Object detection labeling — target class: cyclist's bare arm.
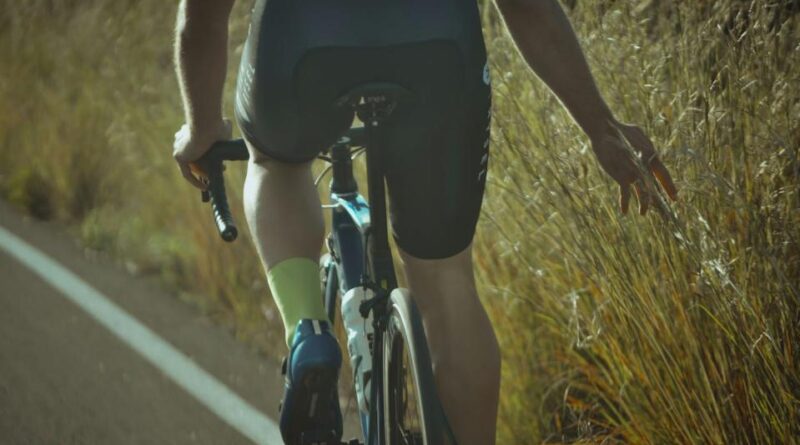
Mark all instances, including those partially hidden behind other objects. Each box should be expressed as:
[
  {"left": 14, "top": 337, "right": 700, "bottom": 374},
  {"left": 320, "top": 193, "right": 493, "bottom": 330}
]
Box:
[
  {"left": 173, "top": 0, "right": 235, "bottom": 189},
  {"left": 496, "top": 0, "right": 677, "bottom": 214}
]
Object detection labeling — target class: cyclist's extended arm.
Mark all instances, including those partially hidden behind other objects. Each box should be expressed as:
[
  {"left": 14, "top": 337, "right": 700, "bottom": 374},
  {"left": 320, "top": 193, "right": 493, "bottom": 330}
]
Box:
[
  {"left": 173, "top": 0, "right": 235, "bottom": 188},
  {"left": 496, "top": 0, "right": 678, "bottom": 214},
  {"left": 496, "top": 0, "right": 613, "bottom": 138}
]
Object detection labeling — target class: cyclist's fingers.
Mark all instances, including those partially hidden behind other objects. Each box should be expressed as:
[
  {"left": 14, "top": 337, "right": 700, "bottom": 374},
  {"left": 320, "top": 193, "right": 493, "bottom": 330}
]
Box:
[
  {"left": 179, "top": 162, "right": 207, "bottom": 190},
  {"left": 619, "top": 184, "right": 632, "bottom": 215},
  {"left": 633, "top": 182, "right": 649, "bottom": 215},
  {"left": 651, "top": 158, "right": 678, "bottom": 201},
  {"left": 189, "top": 162, "right": 208, "bottom": 178}
]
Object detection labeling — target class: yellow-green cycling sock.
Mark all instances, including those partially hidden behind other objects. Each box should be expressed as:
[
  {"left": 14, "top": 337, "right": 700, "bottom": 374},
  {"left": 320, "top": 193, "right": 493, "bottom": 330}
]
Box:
[{"left": 266, "top": 257, "right": 329, "bottom": 348}]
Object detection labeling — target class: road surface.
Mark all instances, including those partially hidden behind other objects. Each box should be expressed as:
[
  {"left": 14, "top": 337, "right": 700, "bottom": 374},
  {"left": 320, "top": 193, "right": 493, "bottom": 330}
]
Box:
[{"left": 0, "top": 200, "right": 360, "bottom": 444}]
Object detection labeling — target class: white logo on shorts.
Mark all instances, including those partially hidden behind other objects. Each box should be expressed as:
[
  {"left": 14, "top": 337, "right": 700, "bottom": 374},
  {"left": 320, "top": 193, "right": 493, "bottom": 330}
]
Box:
[{"left": 482, "top": 62, "right": 490, "bottom": 86}]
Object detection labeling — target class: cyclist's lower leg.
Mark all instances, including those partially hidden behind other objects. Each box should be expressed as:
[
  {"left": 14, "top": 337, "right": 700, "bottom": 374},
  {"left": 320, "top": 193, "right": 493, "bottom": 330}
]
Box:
[
  {"left": 243, "top": 144, "right": 343, "bottom": 444},
  {"left": 242, "top": 146, "right": 328, "bottom": 345},
  {"left": 400, "top": 244, "right": 501, "bottom": 445}
]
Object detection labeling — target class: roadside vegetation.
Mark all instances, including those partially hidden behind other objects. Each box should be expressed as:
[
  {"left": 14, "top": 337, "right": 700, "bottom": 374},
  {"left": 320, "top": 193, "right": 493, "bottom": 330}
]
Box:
[{"left": 1, "top": 1, "right": 797, "bottom": 443}]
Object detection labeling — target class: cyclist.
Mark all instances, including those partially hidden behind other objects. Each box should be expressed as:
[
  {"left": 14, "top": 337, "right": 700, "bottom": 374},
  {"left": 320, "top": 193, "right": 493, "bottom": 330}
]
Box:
[{"left": 173, "top": 1, "right": 678, "bottom": 444}]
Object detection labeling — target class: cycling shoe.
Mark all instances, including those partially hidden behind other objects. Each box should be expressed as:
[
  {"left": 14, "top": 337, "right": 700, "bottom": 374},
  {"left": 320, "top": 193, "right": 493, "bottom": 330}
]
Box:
[{"left": 279, "top": 319, "right": 343, "bottom": 445}]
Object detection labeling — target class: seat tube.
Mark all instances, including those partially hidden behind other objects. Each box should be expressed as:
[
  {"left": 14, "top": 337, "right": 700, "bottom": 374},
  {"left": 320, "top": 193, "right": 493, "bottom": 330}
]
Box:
[
  {"left": 329, "top": 139, "right": 358, "bottom": 194},
  {"left": 329, "top": 138, "right": 365, "bottom": 292},
  {"left": 364, "top": 125, "right": 397, "bottom": 291}
]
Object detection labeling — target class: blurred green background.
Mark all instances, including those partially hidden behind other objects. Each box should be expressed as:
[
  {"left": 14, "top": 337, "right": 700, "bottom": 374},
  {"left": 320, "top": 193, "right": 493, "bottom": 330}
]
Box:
[{"left": 1, "top": 1, "right": 798, "bottom": 443}]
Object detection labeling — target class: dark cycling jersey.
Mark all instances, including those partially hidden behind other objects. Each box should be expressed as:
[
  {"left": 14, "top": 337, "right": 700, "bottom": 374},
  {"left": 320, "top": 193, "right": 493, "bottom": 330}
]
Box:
[{"left": 235, "top": 0, "right": 491, "bottom": 259}]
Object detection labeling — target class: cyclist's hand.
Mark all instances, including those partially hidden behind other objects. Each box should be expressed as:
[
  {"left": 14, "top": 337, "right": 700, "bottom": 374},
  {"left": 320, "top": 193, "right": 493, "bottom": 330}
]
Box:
[
  {"left": 590, "top": 121, "right": 678, "bottom": 215},
  {"left": 173, "top": 119, "right": 232, "bottom": 190}
]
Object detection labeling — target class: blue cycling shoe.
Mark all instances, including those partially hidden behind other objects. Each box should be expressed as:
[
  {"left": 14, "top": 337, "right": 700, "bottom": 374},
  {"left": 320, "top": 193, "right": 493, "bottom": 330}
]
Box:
[{"left": 279, "top": 319, "right": 343, "bottom": 445}]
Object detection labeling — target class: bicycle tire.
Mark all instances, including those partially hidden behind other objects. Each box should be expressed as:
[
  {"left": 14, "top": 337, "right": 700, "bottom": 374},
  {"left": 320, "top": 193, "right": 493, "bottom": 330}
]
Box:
[{"left": 381, "top": 289, "right": 454, "bottom": 445}]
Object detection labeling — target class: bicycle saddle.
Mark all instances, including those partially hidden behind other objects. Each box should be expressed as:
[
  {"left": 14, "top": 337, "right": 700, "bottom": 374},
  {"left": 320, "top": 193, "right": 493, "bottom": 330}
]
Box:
[{"left": 335, "top": 81, "right": 414, "bottom": 109}]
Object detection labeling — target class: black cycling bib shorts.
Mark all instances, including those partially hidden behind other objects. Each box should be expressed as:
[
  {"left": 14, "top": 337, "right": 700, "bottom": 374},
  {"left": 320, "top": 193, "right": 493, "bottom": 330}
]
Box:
[{"left": 234, "top": 0, "right": 491, "bottom": 260}]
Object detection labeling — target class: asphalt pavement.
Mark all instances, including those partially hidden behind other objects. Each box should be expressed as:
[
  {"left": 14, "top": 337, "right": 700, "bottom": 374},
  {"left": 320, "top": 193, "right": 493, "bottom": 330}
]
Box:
[{"left": 0, "top": 200, "right": 294, "bottom": 444}]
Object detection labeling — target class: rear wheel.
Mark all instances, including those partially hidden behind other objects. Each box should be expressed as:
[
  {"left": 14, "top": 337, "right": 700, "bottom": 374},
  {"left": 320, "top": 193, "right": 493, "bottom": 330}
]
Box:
[{"left": 382, "top": 289, "right": 449, "bottom": 445}]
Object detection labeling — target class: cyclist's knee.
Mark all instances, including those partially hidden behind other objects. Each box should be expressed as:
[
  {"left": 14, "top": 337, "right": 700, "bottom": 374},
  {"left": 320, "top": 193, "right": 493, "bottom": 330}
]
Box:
[
  {"left": 245, "top": 140, "right": 314, "bottom": 172},
  {"left": 399, "top": 244, "right": 495, "bottom": 333},
  {"left": 249, "top": 156, "right": 314, "bottom": 174},
  {"left": 400, "top": 244, "right": 475, "bottom": 291}
]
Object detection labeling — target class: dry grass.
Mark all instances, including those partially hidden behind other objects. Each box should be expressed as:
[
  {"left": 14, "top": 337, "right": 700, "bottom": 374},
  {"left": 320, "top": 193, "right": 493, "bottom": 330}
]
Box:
[
  {"left": 1, "top": 1, "right": 798, "bottom": 443},
  {"left": 477, "top": 1, "right": 799, "bottom": 443}
]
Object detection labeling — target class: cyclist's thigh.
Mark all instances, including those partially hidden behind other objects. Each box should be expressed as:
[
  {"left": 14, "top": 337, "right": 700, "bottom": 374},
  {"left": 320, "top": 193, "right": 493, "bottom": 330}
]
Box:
[
  {"left": 233, "top": 0, "right": 355, "bottom": 163},
  {"left": 383, "top": 53, "right": 491, "bottom": 260}
]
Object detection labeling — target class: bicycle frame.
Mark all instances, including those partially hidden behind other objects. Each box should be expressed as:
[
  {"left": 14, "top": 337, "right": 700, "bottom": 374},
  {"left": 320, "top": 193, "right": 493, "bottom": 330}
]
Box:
[{"left": 323, "top": 127, "right": 398, "bottom": 445}]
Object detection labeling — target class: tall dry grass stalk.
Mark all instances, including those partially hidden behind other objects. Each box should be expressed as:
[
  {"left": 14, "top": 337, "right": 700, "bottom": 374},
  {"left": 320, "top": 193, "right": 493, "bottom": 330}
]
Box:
[
  {"left": 476, "top": 1, "right": 799, "bottom": 443},
  {"left": 1, "top": 1, "right": 797, "bottom": 443}
]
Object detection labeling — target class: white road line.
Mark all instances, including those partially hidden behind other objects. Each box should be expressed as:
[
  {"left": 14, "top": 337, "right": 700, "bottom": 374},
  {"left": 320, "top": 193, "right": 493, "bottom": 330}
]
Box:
[{"left": 0, "top": 225, "right": 283, "bottom": 445}]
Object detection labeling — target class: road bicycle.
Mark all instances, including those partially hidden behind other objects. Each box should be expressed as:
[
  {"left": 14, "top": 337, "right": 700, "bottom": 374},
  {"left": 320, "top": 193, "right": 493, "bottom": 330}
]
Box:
[{"left": 196, "top": 82, "right": 455, "bottom": 445}]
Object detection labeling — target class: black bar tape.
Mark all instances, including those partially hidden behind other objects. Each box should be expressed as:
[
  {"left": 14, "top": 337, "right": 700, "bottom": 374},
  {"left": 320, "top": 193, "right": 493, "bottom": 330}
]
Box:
[{"left": 196, "top": 139, "right": 249, "bottom": 242}]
